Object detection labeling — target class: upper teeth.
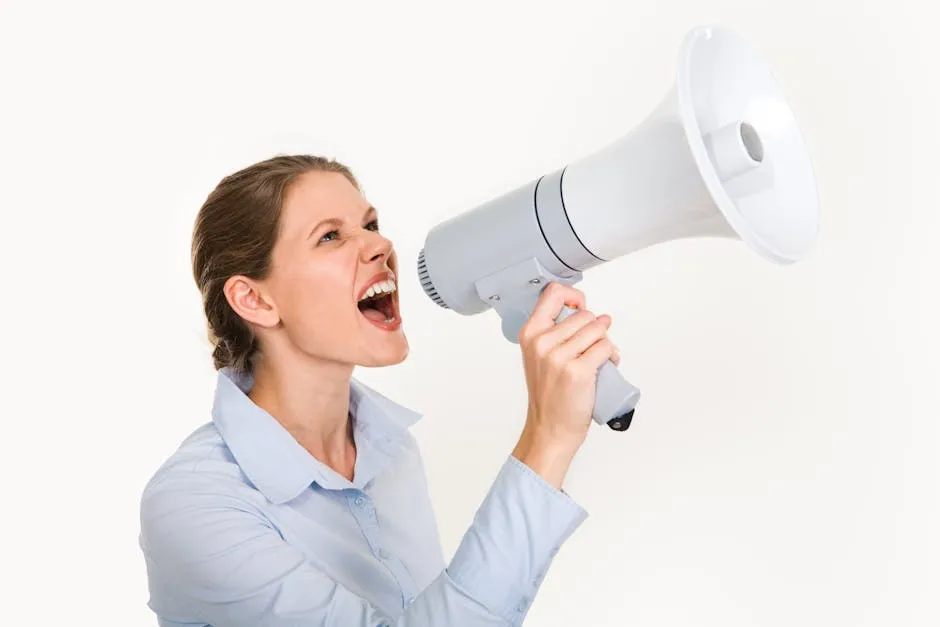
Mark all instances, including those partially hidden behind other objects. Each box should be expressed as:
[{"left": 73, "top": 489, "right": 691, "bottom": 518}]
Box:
[{"left": 359, "top": 279, "right": 397, "bottom": 301}]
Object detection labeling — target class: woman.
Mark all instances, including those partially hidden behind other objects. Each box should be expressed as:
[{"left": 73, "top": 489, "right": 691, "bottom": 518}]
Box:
[{"left": 139, "top": 155, "right": 620, "bottom": 626}]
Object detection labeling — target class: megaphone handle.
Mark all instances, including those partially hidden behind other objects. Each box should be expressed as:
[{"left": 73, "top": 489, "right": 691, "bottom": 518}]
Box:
[
  {"left": 554, "top": 305, "right": 641, "bottom": 431},
  {"left": 476, "top": 258, "right": 639, "bottom": 432}
]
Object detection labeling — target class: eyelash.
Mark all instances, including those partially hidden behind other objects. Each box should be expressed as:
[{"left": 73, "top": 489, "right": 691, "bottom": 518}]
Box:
[{"left": 320, "top": 220, "right": 380, "bottom": 244}]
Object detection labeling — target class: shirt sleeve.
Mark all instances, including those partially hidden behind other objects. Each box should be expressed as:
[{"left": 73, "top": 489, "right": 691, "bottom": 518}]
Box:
[{"left": 140, "top": 454, "right": 588, "bottom": 627}]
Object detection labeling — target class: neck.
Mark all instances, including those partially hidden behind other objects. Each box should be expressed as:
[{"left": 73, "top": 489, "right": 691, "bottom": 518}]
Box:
[{"left": 248, "top": 354, "right": 357, "bottom": 481}]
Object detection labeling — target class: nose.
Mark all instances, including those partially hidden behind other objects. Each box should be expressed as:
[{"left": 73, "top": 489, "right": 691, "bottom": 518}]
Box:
[{"left": 361, "top": 231, "right": 393, "bottom": 265}]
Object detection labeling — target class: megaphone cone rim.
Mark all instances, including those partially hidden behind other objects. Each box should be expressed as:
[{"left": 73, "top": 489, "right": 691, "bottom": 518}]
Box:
[{"left": 676, "top": 25, "right": 820, "bottom": 265}]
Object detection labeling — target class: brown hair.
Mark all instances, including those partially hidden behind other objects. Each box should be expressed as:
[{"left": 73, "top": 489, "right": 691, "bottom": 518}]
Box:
[{"left": 191, "top": 154, "right": 360, "bottom": 375}]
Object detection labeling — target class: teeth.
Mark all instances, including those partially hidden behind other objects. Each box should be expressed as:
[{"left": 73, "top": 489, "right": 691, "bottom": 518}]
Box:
[{"left": 360, "top": 279, "right": 397, "bottom": 302}]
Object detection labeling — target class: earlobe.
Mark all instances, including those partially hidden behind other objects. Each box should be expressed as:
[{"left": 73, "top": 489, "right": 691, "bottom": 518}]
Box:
[{"left": 224, "top": 276, "right": 280, "bottom": 329}]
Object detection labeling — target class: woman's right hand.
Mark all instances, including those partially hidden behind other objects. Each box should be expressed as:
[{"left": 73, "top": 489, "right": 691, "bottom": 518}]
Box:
[{"left": 511, "top": 282, "right": 620, "bottom": 488}]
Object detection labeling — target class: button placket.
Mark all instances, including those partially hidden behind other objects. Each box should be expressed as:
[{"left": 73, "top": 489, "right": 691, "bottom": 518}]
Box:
[
  {"left": 347, "top": 491, "right": 373, "bottom": 519},
  {"left": 347, "top": 492, "right": 378, "bottom": 542},
  {"left": 346, "top": 490, "right": 415, "bottom": 609}
]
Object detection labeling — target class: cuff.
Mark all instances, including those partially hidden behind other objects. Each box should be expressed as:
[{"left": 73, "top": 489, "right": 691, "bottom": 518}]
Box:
[{"left": 446, "top": 454, "right": 588, "bottom": 625}]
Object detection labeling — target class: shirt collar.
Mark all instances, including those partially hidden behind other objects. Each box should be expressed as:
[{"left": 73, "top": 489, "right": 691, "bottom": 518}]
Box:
[{"left": 211, "top": 366, "right": 423, "bottom": 504}]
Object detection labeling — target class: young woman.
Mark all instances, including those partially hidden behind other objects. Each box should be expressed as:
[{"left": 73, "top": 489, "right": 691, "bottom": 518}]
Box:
[{"left": 139, "top": 155, "right": 620, "bottom": 626}]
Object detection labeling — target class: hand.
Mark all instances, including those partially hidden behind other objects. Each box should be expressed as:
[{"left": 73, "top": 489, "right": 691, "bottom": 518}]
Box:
[{"left": 511, "top": 282, "right": 619, "bottom": 488}]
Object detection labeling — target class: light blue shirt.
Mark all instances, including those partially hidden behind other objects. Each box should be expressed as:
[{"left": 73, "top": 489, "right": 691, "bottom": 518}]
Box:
[{"left": 139, "top": 367, "right": 588, "bottom": 626}]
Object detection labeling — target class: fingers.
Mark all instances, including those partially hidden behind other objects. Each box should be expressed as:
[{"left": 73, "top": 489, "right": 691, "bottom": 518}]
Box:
[
  {"left": 520, "top": 282, "right": 586, "bottom": 340},
  {"left": 541, "top": 309, "right": 599, "bottom": 347},
  {"left": 553, "top": 314, "right": 613, "bottom": 363},
  {"left": 577, "top": 334, "right": 619, "bottom": 373},
  {"left": 519, "top": 281, "right": 621, "bottom": 371}
]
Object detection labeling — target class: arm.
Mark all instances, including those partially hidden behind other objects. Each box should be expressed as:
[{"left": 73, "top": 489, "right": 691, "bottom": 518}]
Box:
[{"left": 140, "top": 450, "right": 587, "bottom": 627}]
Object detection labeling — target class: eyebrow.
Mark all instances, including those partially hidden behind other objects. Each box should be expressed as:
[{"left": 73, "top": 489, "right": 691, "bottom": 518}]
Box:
[{"left": 308, "top": 206, "right": 377, "bottom": 240}]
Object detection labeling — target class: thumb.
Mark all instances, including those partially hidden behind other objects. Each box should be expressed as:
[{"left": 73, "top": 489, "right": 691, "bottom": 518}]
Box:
[{"left": 525, "top": 282, "right": 586, "bottom": 335}]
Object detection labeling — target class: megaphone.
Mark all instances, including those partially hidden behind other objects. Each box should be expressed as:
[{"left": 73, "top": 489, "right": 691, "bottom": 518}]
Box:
[{"left": 416, "top": 25, "right": 819, "bottom": 432}]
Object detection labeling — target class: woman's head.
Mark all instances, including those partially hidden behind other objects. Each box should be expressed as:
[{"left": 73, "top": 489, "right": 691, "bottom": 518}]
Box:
[{"left": 192, "top": 155, "right": 407, "bottom": 377}]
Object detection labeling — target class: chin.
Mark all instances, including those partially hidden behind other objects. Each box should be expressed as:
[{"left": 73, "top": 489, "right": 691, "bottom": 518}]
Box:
[{"left": 361, "top": 337, "right": 409, "bottom": 367}]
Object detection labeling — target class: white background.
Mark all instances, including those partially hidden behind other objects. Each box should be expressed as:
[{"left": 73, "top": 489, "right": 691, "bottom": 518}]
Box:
[{"left": 2, "top": 1, "right": 937, "bottom": 625}]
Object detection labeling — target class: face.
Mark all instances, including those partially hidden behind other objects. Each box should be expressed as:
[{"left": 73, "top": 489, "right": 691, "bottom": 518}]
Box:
[{"left": 241, "top": 170, "right": 408, "bottom": 369}]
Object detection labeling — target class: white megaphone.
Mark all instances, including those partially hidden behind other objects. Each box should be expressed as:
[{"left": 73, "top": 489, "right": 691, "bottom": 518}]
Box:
[{"left": 417, "top": 25, "right": 819, "bottom": 432}]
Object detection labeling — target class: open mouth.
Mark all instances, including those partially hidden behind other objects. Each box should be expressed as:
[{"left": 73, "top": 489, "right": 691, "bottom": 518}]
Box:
[{"left": 357, "top": 291, "right": 398, "bottom": 323}]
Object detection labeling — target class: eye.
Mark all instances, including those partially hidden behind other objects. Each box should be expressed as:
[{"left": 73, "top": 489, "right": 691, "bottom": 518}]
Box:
[{"left": 318, "top": 220, "right": 380, "bottom": 244}]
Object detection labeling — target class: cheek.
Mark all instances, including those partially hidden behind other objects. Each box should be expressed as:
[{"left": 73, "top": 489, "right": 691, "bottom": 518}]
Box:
[{"left": 275, "top": 265, "right": 354, "bottom": 328}]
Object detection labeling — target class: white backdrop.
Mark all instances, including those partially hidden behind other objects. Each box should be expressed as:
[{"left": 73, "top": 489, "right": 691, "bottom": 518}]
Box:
[{"left": 1, "top": 1, "right": 936, "bottom": 625}]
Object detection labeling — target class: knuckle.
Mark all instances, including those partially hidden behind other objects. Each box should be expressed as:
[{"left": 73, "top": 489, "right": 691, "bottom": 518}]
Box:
[
  {"left": 575, "top": 318, "right": 602, "bottom": 338},
  {"left": 518, "top": 324, "right": 534, "bottom": 344},
  {"left": 564, "top": 361, "right": 589, "bottom": 381},
  {"left": 532, "top": 334, "right": 553, "bottom": 356},
  {"left": 575, "top": 310, "right": 595, "bottom": 324},
  {"left": 547, "top": 347, "right": 567, "bottom": 369}
]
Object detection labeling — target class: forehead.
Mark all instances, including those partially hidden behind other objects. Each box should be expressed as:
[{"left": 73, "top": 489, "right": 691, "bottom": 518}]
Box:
[{"left": 279, "top": 170, "right": 365, "bottom": 235}]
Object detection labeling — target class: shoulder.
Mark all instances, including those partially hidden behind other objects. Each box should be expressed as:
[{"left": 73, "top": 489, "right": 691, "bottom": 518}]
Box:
[
  {"left": 139, "top": 423, "right": 276, "bottom": 571},
  {"left": 143, "top": 422, "right": 233, "bottom": 488},
  {"left": 139, "top": 422, "right": 267, "bottom": 527}
]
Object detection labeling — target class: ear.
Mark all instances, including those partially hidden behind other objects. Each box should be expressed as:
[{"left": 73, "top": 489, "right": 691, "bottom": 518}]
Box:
[{"left": 223, "top": 275, "right": 280, "bottom": 330}]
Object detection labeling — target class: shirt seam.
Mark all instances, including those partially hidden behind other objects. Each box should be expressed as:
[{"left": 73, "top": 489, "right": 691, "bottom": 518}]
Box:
[{"left": 145, "top": 448, "right": 217, "bottom": 494}]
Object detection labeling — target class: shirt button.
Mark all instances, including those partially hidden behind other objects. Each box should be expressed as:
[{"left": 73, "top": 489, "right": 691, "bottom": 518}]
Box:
[
  {"left": 406, "top": 596, "right": 415, "bottom": 606},
  {"left": 354, "top": 496, "right": 365, "bottom": 507},
  {"left": 378, "top": 548, "right": 390, "bottom": 559}
]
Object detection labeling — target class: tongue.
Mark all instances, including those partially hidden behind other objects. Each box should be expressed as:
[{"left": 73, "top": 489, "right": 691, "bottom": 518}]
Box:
[{"left": 361, "top": 308, "right": 387, "bottom": 322}]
